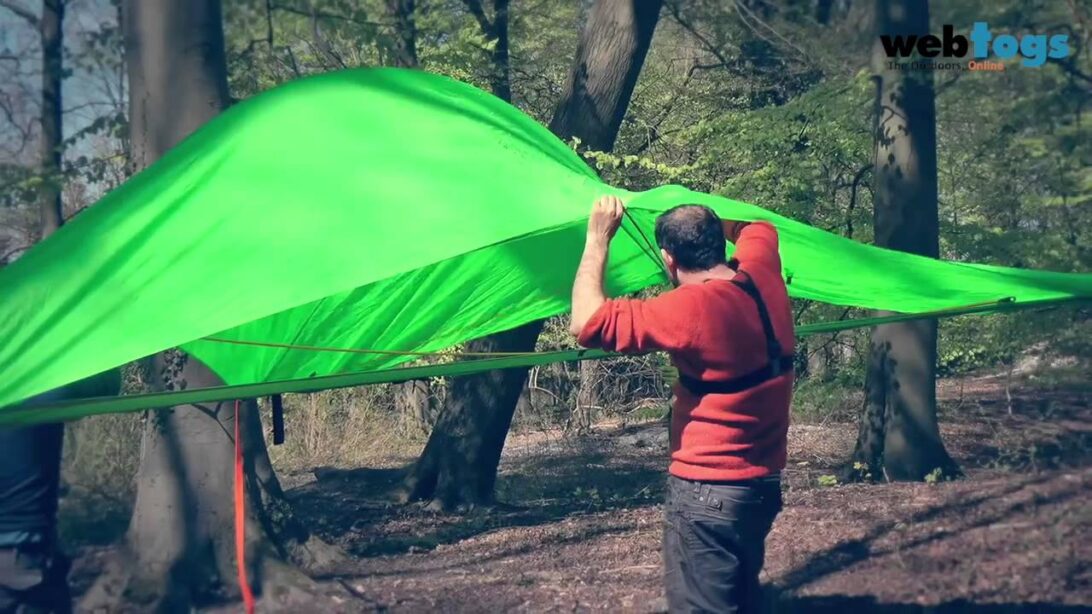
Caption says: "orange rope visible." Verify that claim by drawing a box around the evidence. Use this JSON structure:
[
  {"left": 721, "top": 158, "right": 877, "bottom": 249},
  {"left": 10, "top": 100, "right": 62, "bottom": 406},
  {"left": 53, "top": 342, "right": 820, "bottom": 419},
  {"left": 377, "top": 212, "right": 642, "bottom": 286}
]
[{"left": 234, "top": 400, "right": 256, "bottom": 614}]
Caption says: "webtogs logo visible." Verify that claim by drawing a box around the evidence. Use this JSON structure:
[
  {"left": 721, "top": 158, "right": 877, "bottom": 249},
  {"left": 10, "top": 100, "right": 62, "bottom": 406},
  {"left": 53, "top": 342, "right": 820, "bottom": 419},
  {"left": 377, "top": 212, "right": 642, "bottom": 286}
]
[{"left": 881, "top": 22, "right": 1069, "bottom": 68}]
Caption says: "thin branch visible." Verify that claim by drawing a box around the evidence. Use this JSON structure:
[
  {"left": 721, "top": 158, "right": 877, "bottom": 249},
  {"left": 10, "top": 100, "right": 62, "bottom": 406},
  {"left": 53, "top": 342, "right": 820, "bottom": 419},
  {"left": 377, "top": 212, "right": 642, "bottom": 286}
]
[
  {"left": 0, "top": 93, "right": 31, "bottom": 146},
  {"left": 265, "top": 0, "right": 275, "bottom": 48},
  {"left": 846, "top": 164, "right": 872, "bottom": 239},
  {"left": 269, "top": 2, "right": 382, "bottom": 28},
  {"left": 666, "top": 1, "right": 732, "bottom": 67},
  {"left": 747, "top": 1, "right": 811, "bottom": 59},
  {"left": 0, "top": 0, "right": 37, "bottom": 26},
  {"left": 309, "top": 7, "right": 348, "bottom": 70},
  {"left": 732, "top": 0, "right": 809, "bottom": 62},
  {"left": 1047, "top": 56, "right": 1092, "bottom": 85},
  {"left": 460, "top": 0, "right": 494, "bottom": 38},
  {"left": 936, "top": 71, "right": 963, "bottom": 95}
]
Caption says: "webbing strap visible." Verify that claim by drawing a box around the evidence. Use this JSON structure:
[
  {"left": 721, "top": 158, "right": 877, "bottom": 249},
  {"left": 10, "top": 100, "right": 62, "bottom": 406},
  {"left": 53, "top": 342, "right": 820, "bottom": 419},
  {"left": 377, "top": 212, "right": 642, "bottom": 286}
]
[
  {"left": 677, "top": 270, "right": 793, "bottom": 395},
  {"left": 233, "top": 400, "right": 256, "bottom": 614},
  {"left": 0, "top": 295, "right": 1068, "bottom": 427}
]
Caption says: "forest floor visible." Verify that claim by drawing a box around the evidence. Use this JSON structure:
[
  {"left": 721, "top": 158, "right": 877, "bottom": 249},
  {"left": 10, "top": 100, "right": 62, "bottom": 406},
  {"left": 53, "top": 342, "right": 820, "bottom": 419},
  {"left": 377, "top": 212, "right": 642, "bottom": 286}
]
[{"left": 67, "top": 366, "right": 1091, "bottom": 613}]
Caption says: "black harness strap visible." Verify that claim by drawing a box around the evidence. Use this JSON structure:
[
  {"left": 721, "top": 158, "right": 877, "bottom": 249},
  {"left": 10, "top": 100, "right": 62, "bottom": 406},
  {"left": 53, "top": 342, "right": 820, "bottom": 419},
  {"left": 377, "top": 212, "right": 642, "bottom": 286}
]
[{"left": 677, "top": 271, "right": 793, "bottom": 396}]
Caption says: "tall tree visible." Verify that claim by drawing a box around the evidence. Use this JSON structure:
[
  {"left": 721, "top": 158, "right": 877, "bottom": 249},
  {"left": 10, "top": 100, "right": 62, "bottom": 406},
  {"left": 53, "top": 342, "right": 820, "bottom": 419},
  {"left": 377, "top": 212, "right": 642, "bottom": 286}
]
[
  {"left": 848, "top": 0, "right": 959, "bottom": 482},
  {"left": 404, "top": 0, "right": 664, "bottom": 511},
  {"left": 0, "top": 0, "right": 64, "bottom": 237},
  {"left": 462, "top": 0, "right": 510, "bottom": 101},
  {"left": 38, "top": 0, "right": 63, "bottom": 236},
  {"left": 385, "top": 0, "right": 434, "bottom": 434},
  {"left": 385, "top": 0, "right": 418, "bottom": 68},
  {"left": 85, "top": 1, "right": 340, "bottom": 609}
]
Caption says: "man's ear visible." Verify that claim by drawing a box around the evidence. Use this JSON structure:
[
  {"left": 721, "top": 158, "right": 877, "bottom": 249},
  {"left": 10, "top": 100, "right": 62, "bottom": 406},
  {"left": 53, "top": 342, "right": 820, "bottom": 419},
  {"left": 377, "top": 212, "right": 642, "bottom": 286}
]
[{"left": 660, "top": 248, "right": 674, "bottom": 270}]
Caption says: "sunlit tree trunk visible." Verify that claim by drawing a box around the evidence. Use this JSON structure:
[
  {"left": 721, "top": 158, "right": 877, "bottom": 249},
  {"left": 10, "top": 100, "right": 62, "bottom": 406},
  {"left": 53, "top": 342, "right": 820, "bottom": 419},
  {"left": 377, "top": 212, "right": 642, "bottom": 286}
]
[
  {"left": 849, "top": 0, "right": 960, "bottom": 482},
  {"left": 83, "top": 2, "right": 341, "bottom": 609},
  {"left": 38, "top": 0, "right": 64, "bottom": 237},
  {"left": 405, "top": 0, "right": 664, "bottom": 511}
]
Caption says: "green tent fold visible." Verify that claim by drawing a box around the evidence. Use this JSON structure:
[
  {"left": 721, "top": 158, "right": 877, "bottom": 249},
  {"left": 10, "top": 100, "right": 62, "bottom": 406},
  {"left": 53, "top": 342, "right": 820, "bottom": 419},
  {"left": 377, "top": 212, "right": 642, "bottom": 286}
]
[{"left": 0, "top": 67, "right": 1089, "bottom": 424}]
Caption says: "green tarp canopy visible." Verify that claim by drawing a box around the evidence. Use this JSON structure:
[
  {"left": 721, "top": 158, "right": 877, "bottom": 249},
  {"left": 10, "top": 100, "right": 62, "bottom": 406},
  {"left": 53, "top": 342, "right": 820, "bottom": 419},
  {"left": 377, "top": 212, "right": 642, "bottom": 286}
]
[{"left": 1, "top": 68, "right": 1089, "bottom": 425}]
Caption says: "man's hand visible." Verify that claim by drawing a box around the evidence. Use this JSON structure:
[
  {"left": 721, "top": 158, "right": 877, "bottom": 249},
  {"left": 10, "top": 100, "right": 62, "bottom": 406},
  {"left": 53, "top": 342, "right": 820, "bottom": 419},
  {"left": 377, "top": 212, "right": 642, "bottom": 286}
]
[
  {"left": 722, "top": 219, "right": 751, "bottom": 243},
  {"left": 571, "top": 196, "right": 623, "bottom": 338},
  {"left": 587, "top": 195, "right": 625, "bottom": 243}
]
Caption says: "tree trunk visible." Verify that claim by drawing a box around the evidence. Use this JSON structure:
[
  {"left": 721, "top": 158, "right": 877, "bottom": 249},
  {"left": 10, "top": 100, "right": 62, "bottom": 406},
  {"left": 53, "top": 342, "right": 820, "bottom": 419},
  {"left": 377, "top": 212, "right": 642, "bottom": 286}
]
[
  {"left": 84, "top": 1, "right": 342, "bottom": 609},
  {"left": 548, "top": 0, "right": 661, "bottom": 152},
  {"left": 384, "top": 0, "right": 418, "bottom": 68},
  {"left": 404, "top": 0, "right": 663, "bottom": 511},
  {"left": 395, "top": 379, "right": 432, "bottom": 435},
  {"left": 489, "top": 0, "right": 510, "bottom": 101},
  {"left": 39, "top": 0, "right": 64, "bottom": 238},
  {"left": 109, "top": 355, "right": 338, "bottom": 609},
  {"left": 573, "top": 360, "right": 599, "bottom": 434},
  {"left": 403, "top": 323, "right": 543, "bottom": 511},
  {"left": 848, "top": 0, "right": 959, "bottom": 482},
  {"left": 459, "top": 0, "right": 511, "bottom": 100},
  {"left": 383, "top": 0, "right": 434, "bottom": 432}
]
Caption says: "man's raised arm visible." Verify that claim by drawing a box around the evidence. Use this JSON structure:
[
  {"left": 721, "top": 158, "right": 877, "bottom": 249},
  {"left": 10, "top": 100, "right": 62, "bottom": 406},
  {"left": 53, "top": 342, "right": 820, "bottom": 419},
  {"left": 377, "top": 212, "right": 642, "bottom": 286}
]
[
  {"left": 569, "top": 196, "right": 624, "bottom": 337},
  {"left": 724, "top": 219, "right": 781, "bottom": 272}
]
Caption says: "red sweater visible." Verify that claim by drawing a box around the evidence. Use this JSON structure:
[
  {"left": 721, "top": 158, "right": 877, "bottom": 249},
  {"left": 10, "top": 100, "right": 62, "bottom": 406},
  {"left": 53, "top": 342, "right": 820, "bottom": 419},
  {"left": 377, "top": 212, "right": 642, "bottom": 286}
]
[{"left": 578, "top": 222, "right": 794, "bottom": 482}]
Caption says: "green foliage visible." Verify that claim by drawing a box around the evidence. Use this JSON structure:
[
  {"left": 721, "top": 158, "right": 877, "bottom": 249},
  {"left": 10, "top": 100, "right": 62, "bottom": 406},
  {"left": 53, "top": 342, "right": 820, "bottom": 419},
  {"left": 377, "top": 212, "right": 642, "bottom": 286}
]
[
  {"left": 817, "top": 474, "right": 839, "bottom": 487},
  {"left": 791, "top": 376, "right": 863, "bottom": 424},
  {"left": 628, "top": 403, "right": 669, "bottom": 423},
  {"left": 851, "top": 461, "right": 873, "bottom": 482}
]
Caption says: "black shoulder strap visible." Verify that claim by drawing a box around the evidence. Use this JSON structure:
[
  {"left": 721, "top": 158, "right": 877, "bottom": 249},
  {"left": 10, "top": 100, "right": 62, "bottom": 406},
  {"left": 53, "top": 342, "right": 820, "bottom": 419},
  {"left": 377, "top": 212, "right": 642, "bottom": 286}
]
[
  {"left": 730, "top": 272, "right": 783, "bottom": 368},
  {"left": 677, "top": 271, "right": 792, "bottom": 396}
]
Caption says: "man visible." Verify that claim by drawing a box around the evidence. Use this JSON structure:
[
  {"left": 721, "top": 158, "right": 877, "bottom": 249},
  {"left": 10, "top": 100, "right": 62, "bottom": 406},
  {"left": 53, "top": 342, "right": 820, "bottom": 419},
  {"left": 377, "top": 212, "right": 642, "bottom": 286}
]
[
  {"left": 570, "top": 195, "right": 793, "bottom": 613},
  {"left": 0, "top": 370, "right": 120, "bottom": 614}
]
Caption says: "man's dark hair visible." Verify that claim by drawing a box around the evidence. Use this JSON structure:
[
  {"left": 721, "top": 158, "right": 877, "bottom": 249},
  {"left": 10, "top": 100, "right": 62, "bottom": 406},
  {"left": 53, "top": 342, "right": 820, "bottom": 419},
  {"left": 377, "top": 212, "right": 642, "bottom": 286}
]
[{"left": 654, "top": 205, "right": 727, "bottom": 271}]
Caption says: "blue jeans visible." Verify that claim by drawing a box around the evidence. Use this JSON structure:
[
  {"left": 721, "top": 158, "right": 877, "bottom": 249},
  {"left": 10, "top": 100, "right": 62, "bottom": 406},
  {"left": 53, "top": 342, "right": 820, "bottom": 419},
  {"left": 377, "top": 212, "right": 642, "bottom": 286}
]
[{"left": 663, "top": 474, "right": 782, "bottom": 613}]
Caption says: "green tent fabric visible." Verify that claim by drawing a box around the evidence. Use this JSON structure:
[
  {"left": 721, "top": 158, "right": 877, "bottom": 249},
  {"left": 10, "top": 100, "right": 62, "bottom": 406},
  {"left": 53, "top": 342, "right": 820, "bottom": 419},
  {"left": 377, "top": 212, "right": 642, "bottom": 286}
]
[{"left": 0, "top": 67, "right": 1089, "bottom": 423}]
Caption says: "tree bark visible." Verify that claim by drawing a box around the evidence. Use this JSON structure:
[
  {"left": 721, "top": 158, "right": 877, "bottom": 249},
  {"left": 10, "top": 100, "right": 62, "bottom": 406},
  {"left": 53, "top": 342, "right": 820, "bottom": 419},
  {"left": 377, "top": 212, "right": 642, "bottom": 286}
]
[
  {"left": 548, "top": 0, "right": 661, "bottom": 152},
  {"left": 395, "top": 379, "right": 432, "bottom": 434},
  {"left": 848, "top": 0, "right": 959, "bottom": 482},
  {"left": 384, "top": 0, "right": 418, "bottom": 68},
  {"left": 382, "top": 0, "right": 434, "bottom": 432},
  {"left": 404, "top": 323, "right": 543, "bottom": 511},
  {"left": 84, "top": 2, "right": 341, "bottom": 609},
  {"left": 404, "top": 0, "right": 664, "bottom": 511},
  {"left": 573, "top": 360, "right": 599, "bottom": 434},
  {"left": 460, "top": 0, "right": 511, "bottom": 100},
  {"left": 489, "top": 0, "right": 510, "bottom": 101},
  {"left": 39, "top": 0, "right": 64, "bottom": 238}
]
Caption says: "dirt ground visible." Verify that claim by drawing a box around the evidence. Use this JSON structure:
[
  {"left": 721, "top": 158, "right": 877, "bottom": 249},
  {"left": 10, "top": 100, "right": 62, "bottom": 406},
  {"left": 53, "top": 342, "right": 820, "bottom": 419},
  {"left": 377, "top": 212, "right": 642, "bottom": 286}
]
[{"left": 69, "top": 369, "right": 1091, "bottom": 613}]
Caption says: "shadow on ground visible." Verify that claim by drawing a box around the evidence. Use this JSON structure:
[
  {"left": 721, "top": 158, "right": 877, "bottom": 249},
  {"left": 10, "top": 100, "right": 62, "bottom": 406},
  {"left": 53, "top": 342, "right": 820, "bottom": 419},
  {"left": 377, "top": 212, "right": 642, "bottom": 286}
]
[
  {"left": 772, "top": 595, "right": 1088, "bottom": 613},
  {"left": 287, "top": 434, "right": 666, "bottom": 558}
]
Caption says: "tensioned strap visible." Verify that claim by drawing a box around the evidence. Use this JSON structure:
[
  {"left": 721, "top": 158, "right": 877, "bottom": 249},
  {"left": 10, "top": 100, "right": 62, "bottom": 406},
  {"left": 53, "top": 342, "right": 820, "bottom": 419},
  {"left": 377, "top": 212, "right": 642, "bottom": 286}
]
[
  {"left": 677, "top": 270, "right": 794, "bottom": 395},
  {"left": 233, "top": 399, "right": 256, "bottom": 614},
  {"left": 0, "top": 295, "right": 1075, "bottom": 427}
]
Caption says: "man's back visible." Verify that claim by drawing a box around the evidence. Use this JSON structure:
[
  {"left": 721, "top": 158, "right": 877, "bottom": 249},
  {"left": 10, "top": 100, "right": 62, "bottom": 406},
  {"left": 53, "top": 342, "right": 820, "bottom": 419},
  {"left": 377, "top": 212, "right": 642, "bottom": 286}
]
[
  {"left": 577, "top": 222, "right": 794, "bottom": 481},
  {"left": 570, "top": 200, "right": 791, "bottom": 614}
]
